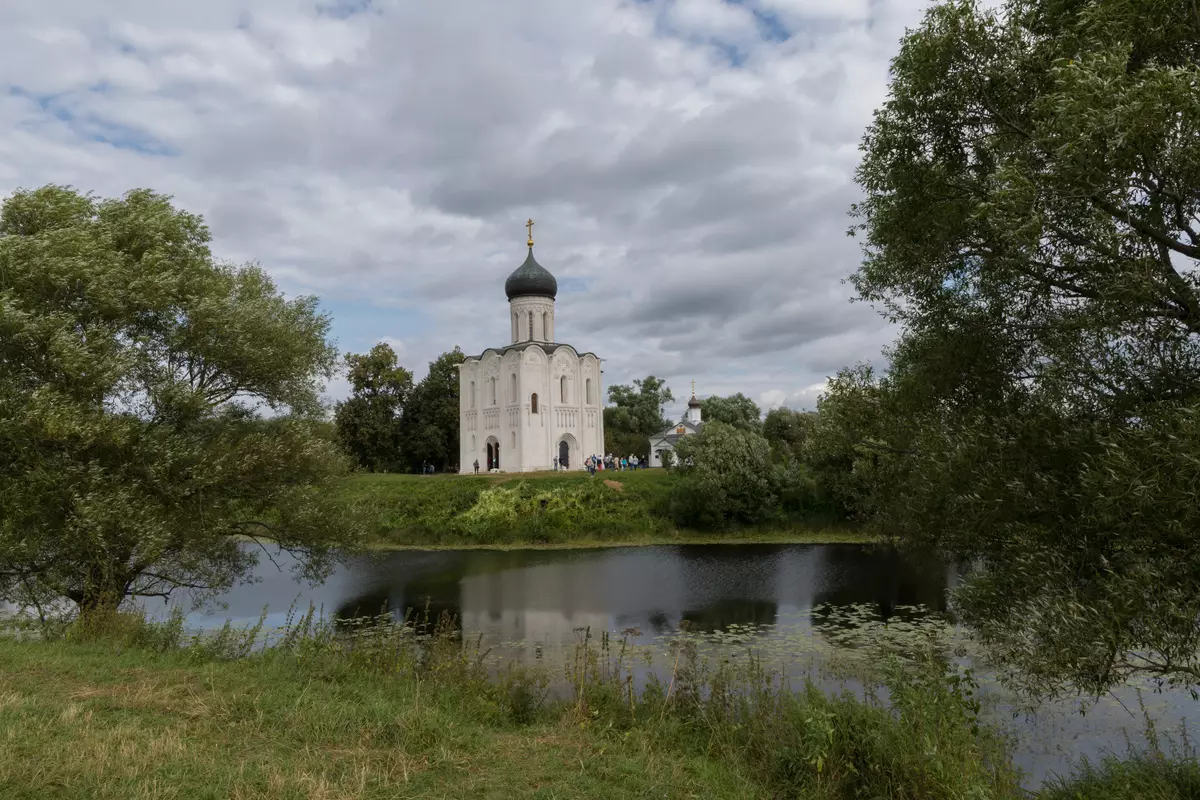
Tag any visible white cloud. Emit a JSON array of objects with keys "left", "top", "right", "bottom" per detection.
[
  {"left": 378, "top": 337, "right": 407, "bottom": 358},
  {"left": 759, "top": 389, "right": 787, "bottom": 409},
  {"left": 0, "top": 0, "right": 920, "bottom": 406}
]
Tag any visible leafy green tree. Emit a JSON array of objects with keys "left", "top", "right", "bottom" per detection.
[
  {"left": 670, "top": 422, "right": 775, "bottom": 528},
  {"left": 0, "top": 185, "right": 360, "bottom": 614},
  {"left": 762, "top": 407, "right": 816, "bottom": 461},
  {"left": 698, "top": 393, "right": 762, "bottom": 432},
  {"left": 844, "top": 0, "right": 1200, "bottom": 694},
  {"left": 334, "top": 343, "right": 412, "bottom": 472},
  {"left": 604, "top": 375, "right": 673, "bottom": 456},
  {"left": 401, "top": 347, "right": 465, "bottom": 472}
]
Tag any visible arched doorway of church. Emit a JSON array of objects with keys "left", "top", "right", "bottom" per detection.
[
  {"left": 486, "top": 438, "right": 500, "bottom": 471},
  {"left": 556, "top": 434, "right": 577, "bottom": 470}
]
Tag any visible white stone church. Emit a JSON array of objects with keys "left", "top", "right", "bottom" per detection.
[
  {"left": 457, "top": 224, "right": 605, "bottom": 473},
  {"left": 647, "top": 390, "right": 704, "bottom": 467}
]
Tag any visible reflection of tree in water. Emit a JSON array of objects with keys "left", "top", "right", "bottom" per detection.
[
  {"left": 809, "top": 544, "right": 951, "bottom": 638},
  {"left": 681, "top": 598, "right": 777, "bottom": 633},
  {"left": 646, "top": 610, "right": 672, "bottom": 635},
  {"left": 334, "top": 571, "right": 464, "bottom": 637},
  {"left": 334, "top": 588, "right": 392, "bottom": 624}
]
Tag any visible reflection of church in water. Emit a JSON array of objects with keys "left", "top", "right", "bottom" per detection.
[
  {"left": 334, "top": 546, "right": 955, "bottom": 665},
  {"left": 457, "top": 220, "right": 605, "bottom": 473}
]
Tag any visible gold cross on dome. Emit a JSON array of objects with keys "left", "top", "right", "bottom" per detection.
[
  {"left": 691, "top": 379, "right": 696, "bottom": 396},
  {"left": 526, "top": 218, "right": 535, "bottom": 247}
]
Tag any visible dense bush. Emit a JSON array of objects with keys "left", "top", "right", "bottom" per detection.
[{"left": 669, "top": 422, "right": 777, "bottom": 528}]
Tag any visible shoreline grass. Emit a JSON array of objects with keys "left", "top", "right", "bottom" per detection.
[
  {"left": 4, "top": 609, "right": 1197, "bottom": 799},
  {"left": 365, "top": 528, "right": 878, "bottom": 550},
  {"left": 338, "top": 469, "right": 863, "bottom": 549},
  {"left": 0, "top": 609, "right": 1021, "bottom": 800}
]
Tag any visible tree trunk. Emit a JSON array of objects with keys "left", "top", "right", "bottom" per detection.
[{"left": 67, "top": 566, "right": 129, "bottom": 622}]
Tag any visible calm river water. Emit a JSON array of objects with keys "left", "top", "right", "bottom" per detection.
[{"left": 163, "top": 543, "right": 1196, "bottom": 790}]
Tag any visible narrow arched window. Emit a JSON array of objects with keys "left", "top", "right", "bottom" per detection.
[
  {"left": 511, "top": 431, "right": 516, "bottom": 448},
  {"left": 470, "top": 381, "right": 475, "bottom": 409},
  {"left": 510, "top": 373, "right": 517, "bottom": 403},
  {"left": 560, "top": 375, "right": 567, "bottom": 403},
  {"left": 490, "top": 377, "right": 497, "bottom": 406},
  {"left": 585, "top": 378, "right": 592, "bottom": 405},
  {"left": 528, "top": 311, "right": 534, "bottom": 341},
  {"left": 531, "top": 393, "right": 539, "bottom": 413},
  {"left": 543, "top": 311, "right": 550, "bottom": 341},
  {"left": 512, "top": 314, "right": 517, "bottom": 341}
]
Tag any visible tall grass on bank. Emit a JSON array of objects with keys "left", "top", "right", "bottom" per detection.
[
  {"left": 334, "top": 470, "right": 857, "bottom": 546},
  {"left": 1038, "top": 694, "right": 1200, "bottom": 800},
  {"left": 1, "top": 606, "right": 1020, "bottom": 800},
  {"left": 6, "top": 607, "right": 1197, "bottom": 798}
]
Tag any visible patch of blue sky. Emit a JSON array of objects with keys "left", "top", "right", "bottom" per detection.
[
  {"left": 646, "top": 1, "right": 789, "bottom": 68},
  {"left": 712, "top": 40, "right": 749, "bottom": 67},
  {"left": 8, "top": 85, "right": 178, "bottom": 156},
  {"left": 751, "top": 8, "right": 791, "bottom": 41},
  {"left": 557, "top": 276, "right": 590, "bottom": 295},
  {"left": 724, "top": 0, "right": 792, "bottom": 41},
  {"left": 82, "top": 118, "right": 180, "bottom": 157},
  {"left": 315, "top": 0, "right": 374, "bottom": 19},
  {"left": 320, "top": 299, "right": 429, "bottom": 354},
  {"left": 8, "top": 86, "right": 73, "bottom": 121}
]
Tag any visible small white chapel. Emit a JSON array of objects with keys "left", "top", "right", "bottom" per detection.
[
  {"left": 457, "top": 221, "right": 605, "bottom": 473},
  {"left": 647, "top": 383, "right": 705, "bottom": 468}
]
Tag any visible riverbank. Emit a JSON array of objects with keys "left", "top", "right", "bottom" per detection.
[
  {"left": 367, "top": 529, "right": 876, "bottom": 551},
  {"left": 1, "top": 618, "right": 1190, "bottom": 800},
  {"left": 0, "top": 617, "right": 1017, "bottom": 800},
  {"left": 338, "top": 469, "right": 863, "bottom": 548}
]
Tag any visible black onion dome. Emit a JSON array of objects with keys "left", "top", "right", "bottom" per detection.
[
  {"left": 505, "top": 248, "right": 558, "bottom": 300},
  {"left": 688, "top": 394, "right": 701, "bottom": 409}
]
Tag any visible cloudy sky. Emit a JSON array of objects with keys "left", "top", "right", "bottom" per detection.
[{"left": 0, "top": 0, "right": 928, "bottom": 418}]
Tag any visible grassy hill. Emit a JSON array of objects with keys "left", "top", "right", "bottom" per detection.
[{"left": 334, "top": 469, "right": 863, "bottom": 548}]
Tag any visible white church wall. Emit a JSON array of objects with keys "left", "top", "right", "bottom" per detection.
[
  {"left": 520, "top": 348, "right": 549, "bottom": 470},
  {"left": 459, "top": 345, "right": 604, "bottom": 474},
  {"left": 509, "top": 296, "right": 555, "bottom": 344}
]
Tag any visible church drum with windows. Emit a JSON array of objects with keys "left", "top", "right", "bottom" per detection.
[{"left": 456, "top": 222, "right": 604, "bottom": 473}]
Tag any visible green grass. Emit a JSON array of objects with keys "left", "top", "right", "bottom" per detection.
[
  {"left": 0, "top": 610, "right": 1022, "bottom": 800},
  {"left": 336, "top": 469, "right": 865, "bottom": 548},
  {"left": 4, "top": 610, "right": 1194, "bottom": 799},
  {"left": 0, "top": 639, "right": 761, "bottom": 800},
  {"left": 1039, "top": 752, "right": 1200, "bottom": 800}
]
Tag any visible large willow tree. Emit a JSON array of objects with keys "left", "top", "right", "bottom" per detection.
[
  {"left": 837, "top": 0, "right": 1200, "bottom": 695},
  {"left": 0, "top": 185, "right": 362, "bottom": 614}
]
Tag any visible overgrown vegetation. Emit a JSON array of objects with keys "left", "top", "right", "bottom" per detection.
[
  {"left": 334, "top": 345, "right": 466, "bottom": 473},
  {"left": 5, "top": 607, "right": 1195, "bottom": 799},
  {"left": 337, "top": 468, "right": 856, "bottom": 547},
  {"left": 0, "top": 185, "right": 363, "bottom": 617},
  {"left": 603, "top": 375, "right": 674, "bottom": 460},
  {"left": 803, "top": 0, "right": 1200, "bottom": 697},
  {"left": 0, "top": 608, "right": 1021, "bottom": 800}
]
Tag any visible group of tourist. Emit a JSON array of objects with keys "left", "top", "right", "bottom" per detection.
[
  {"left": 581, "top": 454, "right": 645, "bottom": 475},
  {"left": 465, "top": 454, "right": 652, "bottom": 474}
]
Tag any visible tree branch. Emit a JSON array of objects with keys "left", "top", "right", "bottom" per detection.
[
  {"left": 1092, "top": 196, "right": 1200, "bottom": 260},
  {"left": 1154, "top": 241, "right": 1200, "bottom": 335}
]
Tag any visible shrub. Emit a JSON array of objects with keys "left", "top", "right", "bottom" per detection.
[{"left": 670, "top": 422, "right": 777, "bottom": 528}]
